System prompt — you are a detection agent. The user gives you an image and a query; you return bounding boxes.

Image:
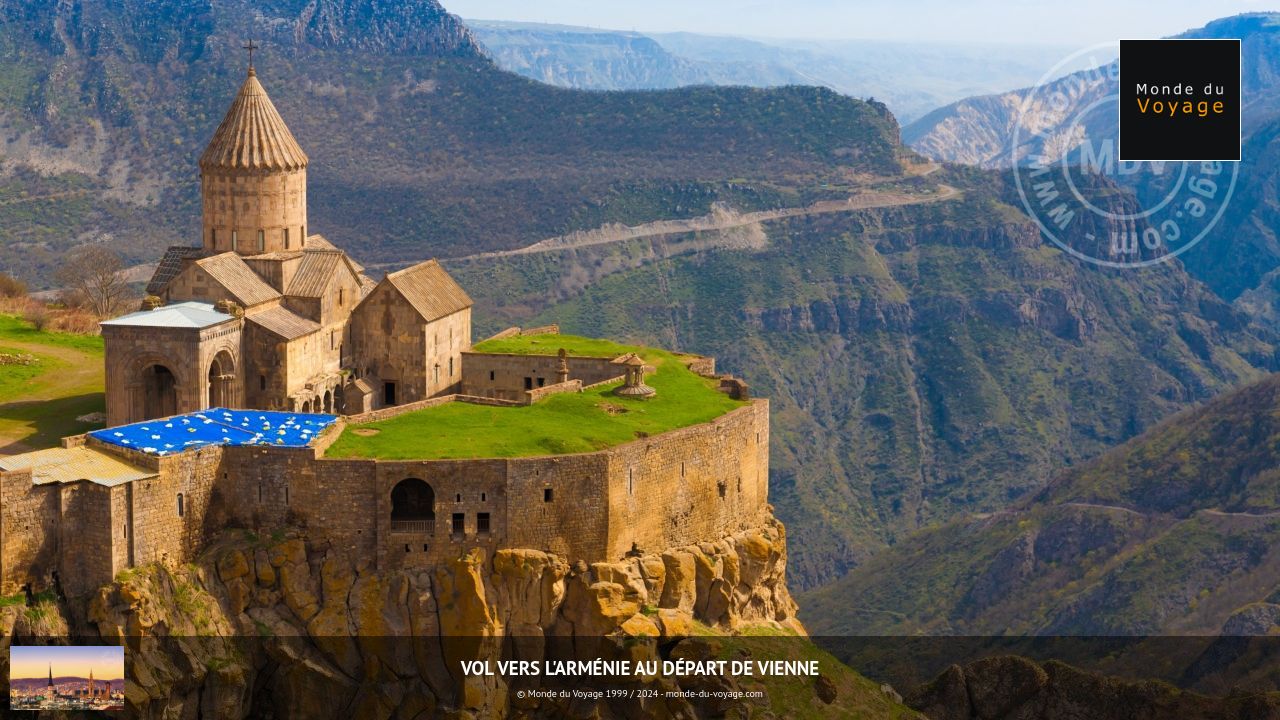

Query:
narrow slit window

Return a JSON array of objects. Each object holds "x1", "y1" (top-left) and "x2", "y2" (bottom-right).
[{"x1": 177, "y1": 493, "x2": 184, "y2": 517}]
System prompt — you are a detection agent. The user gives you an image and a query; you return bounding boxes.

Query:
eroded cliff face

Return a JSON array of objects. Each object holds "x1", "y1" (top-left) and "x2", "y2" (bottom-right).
[{"x1": 79, "y1": 518, "x2": 802, "y2": 719}]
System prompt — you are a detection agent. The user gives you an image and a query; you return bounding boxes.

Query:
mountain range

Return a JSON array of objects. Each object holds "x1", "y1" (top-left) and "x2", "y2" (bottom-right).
[
  {"x1": 0, "y1": 0, "x2": 899, "y2": 289},
  {"x1": 7, "y1": 0, "x2": 1280, "y2": 651},
  {"x1": 468, "y1": 19, "x2": 1084, "y2": 124},
  {"x1": 903, "y1": 13, "x2": 1280, "y2": 168},
  {"x1": 802, "y1": 368, "x2": 1280, "y2": 666}
]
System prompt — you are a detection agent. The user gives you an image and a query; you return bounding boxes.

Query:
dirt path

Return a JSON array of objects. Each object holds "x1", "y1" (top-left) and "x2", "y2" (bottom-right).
[
  {"x1": 0, "y1": 340, "x2": 101, "y2": 400},
  {"x1": 449, "y1": 184, "x2": 960, "y2": 263},
  {"x1": 0, "y1": 339, "x2": 104, "y2": 456}
]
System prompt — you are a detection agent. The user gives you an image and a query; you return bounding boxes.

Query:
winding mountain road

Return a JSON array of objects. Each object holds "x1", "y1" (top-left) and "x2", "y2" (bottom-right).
[{"x1": 454, "y1": 183, "x2": 961, "y2": 262}]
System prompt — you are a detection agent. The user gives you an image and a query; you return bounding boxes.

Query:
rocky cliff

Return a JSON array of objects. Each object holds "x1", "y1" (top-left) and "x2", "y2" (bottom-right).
[{"x1": 0, "y1": 518, "x2": 914, "y2": 719}]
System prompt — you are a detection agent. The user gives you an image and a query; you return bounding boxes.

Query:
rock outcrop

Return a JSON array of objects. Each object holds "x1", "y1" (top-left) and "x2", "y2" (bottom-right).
[{"x1": 77, "y1": 519, "x2": 800, "y2": 718}]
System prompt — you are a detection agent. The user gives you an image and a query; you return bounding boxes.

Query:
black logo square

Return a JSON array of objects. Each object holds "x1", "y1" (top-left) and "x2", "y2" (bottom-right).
[{"x1": 1119, "y1": 39, "x2": 1240, "y2": 161}]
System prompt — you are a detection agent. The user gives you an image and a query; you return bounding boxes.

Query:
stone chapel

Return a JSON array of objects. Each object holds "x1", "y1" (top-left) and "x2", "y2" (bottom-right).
[{"x1": 101, "y1": 64, "x2": 472, "y2": 426}]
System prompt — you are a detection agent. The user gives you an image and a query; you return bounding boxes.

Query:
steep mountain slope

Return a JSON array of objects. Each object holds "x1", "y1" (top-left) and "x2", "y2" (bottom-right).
[
  {"x1": 802, "y1": 368, "x2": 1280, "y2": 637},
  {"x1": 0, "y1": 0, "x2": 901, "y2": 287},
  {"x1": 904, "y1": 13, "x2": 1280, "y2": 167},
  {"x1": 447, "y1": 172, "x2": 1279, "y2": 591}
]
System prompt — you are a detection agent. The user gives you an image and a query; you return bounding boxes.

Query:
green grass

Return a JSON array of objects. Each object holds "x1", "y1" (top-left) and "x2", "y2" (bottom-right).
[
  {"x1": 0, "y1": 593, "x2": 24, "y2": 608},
  {"x1": 326, "y1": 335, "x2": 743, "y2": 460},
  {"x1": 0, "y1": 314, "x2": 105, "y2": 450},
  {"x1": 0, "y1": 315, "x2": 104, "y2": 353},
  {"x1": 474, "y1": 334, "x2": 641, "y2": 358},
  {"x1": 0, "y1": 345, "x2": 47, "y2": 402}
]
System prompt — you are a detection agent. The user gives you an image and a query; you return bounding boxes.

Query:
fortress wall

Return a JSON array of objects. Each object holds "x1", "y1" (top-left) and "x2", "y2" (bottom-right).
[
  {"x1": 128, "y1": 447, "x2": 223, "y2": 567},
  {"x1": 307, "y1": 459, "x2": 379, "y2": 557},
  {"x1": 58, "y1": 482, "x2": 116, "y2": 596},
  {"x1": 0, "y1": 470, "x2": 58, "y2": 595},
  {"x1": 505, "y1": 454, "x2": 611, "y2": 560},
  {"x1": 460, "y1": 353, "x2": 625, "y2": 401},
  {"x1": 603, "y1": 401, "x2": 770, "y2": 560},
  {"x1": 374, "y1": 460, "x2": 508, "y2": 569},
  {"x1": 219, "y1": 446, "x2": 329, "y2": 529},
  {"x1": 111, "y1": 485, "x2": 131, "y2": 579}
]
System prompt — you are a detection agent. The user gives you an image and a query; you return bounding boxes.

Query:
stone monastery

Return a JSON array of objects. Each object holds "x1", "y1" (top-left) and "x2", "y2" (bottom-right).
[{"x1": 0, "y1": 66, "x2": 770, "y2": 606}]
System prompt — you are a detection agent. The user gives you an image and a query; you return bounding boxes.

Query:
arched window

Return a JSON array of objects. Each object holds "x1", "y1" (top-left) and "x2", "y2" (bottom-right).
[{"x1": 390, "y1": 478, "x2": 435, "y2": 534}]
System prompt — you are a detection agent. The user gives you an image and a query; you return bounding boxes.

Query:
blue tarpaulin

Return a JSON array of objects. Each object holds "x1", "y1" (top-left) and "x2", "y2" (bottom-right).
[{"x1": 89, "y1": 408, "x2": 338, "y2": 456}]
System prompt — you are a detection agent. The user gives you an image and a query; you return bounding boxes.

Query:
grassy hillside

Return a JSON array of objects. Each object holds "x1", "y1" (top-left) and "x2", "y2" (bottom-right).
[
  {"x1": 0, "y1": 314, "x2": 104, "y2": 453},
  {"x1": 447, "y1": 174, "x2": 1278, "y2": 590},
  {"x1": 802, "y1": 370, "x2": 1280, "y2": 640}
]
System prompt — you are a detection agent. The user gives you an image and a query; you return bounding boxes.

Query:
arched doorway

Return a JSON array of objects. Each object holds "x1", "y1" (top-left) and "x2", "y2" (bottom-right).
[
  {"x1": 301, "y1": 399, "x2": 312, "y2": 413},
  {"x1": 141, "y1": 364, "x2": 177, "y2": 419},
  {"x1": 322, "y1": 389, "x2": 333, "y2": 414},
  {"x1": 333, "y1": 384, "x2": 346, "y2": 415},
  {"x1": 208, "y1": 351, "x2": 235, "y2": 408},
  {"x1": 390, "y1": 478, "x2": 435, "y2": 534}
]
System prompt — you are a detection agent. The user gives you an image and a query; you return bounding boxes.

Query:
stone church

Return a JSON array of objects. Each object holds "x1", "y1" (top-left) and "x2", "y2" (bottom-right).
[{"x1": 102, "y1": 65, "x2": 472, "y2": 426}]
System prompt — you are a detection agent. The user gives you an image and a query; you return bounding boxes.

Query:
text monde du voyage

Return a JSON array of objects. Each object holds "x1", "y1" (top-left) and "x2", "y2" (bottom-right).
[{"x1": 1134, "y1": 82, "x2": 1229, "y2": 118}]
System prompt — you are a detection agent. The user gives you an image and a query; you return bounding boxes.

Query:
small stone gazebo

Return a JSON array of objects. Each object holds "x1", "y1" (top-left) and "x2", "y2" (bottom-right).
[{"x1": 613, "y1": 353, "x2": 656, "y2": 399}]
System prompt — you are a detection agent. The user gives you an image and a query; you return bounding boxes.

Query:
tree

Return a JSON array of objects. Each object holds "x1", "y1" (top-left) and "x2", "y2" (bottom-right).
[
  {"x1": 0, "y1": 272, "x2": 26, "y2": 298},
  {"x1": 55, "y1": 245, "x2": 130, "y2": 318}
]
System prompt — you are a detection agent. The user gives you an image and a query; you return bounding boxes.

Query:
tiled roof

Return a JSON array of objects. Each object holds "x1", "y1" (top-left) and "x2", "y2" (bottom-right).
[
  {"x1": 195, "y1": 253, "x2": 281, "y2": 307},
  {"x1": 101, "y1": 301, "x2": 234, "y2": 329},
  {"x1": 384, "y1": 260, "x2": 473, "y2": 322},
  {"x1": 247, "y1": 305, "x2": 320, "y2": 340},
  {"x1": 146, "y1": 246, "x2": 207, "y2": 296},
  {"x1": 0, "y1": 446, "x2": 157, "y2": 487},
  {"x1": 199, "y1": 69, "x2": 309, "y2": 172},
  {"x1": 286, "y1": 250, "x2": 343, "y2": 298},
  {"x1": 304, "y1": 234, "x2": 337, "y2": 251}
]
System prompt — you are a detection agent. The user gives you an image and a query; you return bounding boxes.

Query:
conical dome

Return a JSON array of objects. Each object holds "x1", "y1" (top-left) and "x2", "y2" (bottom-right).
[{"x1": 199, "y1": 69, "x2": 308, "y2": 172}]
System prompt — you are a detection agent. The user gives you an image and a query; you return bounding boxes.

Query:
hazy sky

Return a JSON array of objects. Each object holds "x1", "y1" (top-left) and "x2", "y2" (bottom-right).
[
  {"x1": 441, "y1": 1, "x2": 1275, "y2": 46},
  {"x1": 10, "y1": 646, "x2": 124, "y2": 680}
]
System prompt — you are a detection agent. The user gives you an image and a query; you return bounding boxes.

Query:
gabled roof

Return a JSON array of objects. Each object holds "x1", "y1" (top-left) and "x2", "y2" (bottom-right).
[
  {"x1": 286, "y1": 250, "x2": 344, "y2": 298},
  {"x1": 146, "y1": 246, "x2": 208, "y2": 296},
  {"x1": 304, "y1": 234, "x2": 337, "y2": 251},
  {"x1": 194, "y1": 253, "x2": 281, "y2": 307},
  {"x1": 199, "y1": 69, "x2": 309, "y2": 172},
  {"x1": 101, "y1": 301, "x2": 233, "y2": 329},
  {"x1": 246, "y1": 305, "x2": 320, "y2": 340},
  {"x1": 382, "y1": 260, "x2": 473, "y2": 322}
]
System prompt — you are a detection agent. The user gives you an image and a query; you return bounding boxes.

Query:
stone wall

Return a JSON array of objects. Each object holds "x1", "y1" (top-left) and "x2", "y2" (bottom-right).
[
  {"x1": 3, "y1": 395, "x2": 769, "y2": 599},
  {"x1": 126, "y1": 447, "x2": 223, "y2": 570},
  {"x1": 0, "y1": 470, "x2": 57, "y2": 595},
  {"x1": 460, "y1": 352, "x2": 624, "y2": 401},
  {"x1": 603, "y1": 402, "x2": 769, "y2": 559},
  {"x1": 58, "y1": 482, "x2": 115, "y2": 596}
]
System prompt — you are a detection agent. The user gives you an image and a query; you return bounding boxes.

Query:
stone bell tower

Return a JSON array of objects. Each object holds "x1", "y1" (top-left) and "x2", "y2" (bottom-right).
[{"x1": 199, "y1": 56, "x2": 309, "y2": 256}]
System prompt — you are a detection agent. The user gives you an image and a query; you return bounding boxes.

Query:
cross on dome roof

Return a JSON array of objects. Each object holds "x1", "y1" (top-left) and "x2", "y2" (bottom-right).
[{"x1": 199, "y1": 58, "x2": 308, "y2": 173}]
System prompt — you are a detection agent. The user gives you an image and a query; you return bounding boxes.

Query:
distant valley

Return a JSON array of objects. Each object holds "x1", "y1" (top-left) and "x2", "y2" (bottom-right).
[{"x1": 468, "y1": 19, "x2": 1083, "y2": 124}]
